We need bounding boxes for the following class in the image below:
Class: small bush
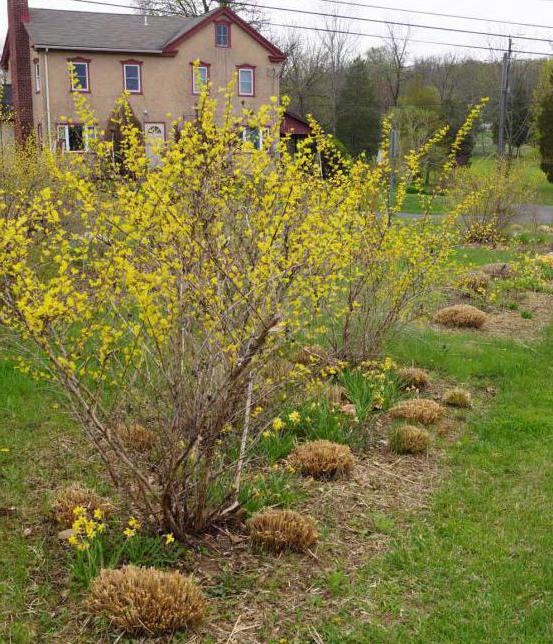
[288,440,354,479]
[443,387,472,408]
[389,399,444,424]
[115,422,157,453]
[434,304,488,329]
[397,367,430,390]
[520,310,533,320]
[247,509,318,553]
[52,484,113,527]
[87,565,205,634]
[481,262,513,279]
[389,425,431,454]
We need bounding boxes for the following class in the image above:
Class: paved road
[399,205,553,225]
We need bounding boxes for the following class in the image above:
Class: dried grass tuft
[389,398,444,425]
[87,565,205,634]
[293,344,328,365]
[52,484,113,527]
[397,367,431,390]
[461,271,491,293]
[481,262,513,278]
[325,383,348,406]
[115,422,157,453]
[288,440,354,479]
[443,387,472,408]
[247,509,318,553]
[434,304,488,329]
[389,425,431,454]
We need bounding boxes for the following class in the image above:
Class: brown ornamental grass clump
[325,383,348,406]
[389,398,444,425]
[87,565,205,635]
[461,271,491,293]
[433,304,488,329]
[481,262,513,278]
[389,425,431,454]
[52,484,113,527]
[247,509,318,553]
[443,387,472,408]
[115,422,157,453]
[397,367,431,390]
[293,344,328,366]
[288,440,354,479]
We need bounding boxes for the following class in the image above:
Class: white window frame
[215,22,230,47]
[242,126,263,150]
[238,68,254,97]
[123,64,141,93]
[35,61,41,93]
[57,124,96,153]
[71,62,89,92]
[192,65,209,94]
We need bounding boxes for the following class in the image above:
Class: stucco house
[0,0,298,152]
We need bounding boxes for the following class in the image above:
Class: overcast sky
[1,0,552,61]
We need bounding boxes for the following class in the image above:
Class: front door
[144,122,165,163]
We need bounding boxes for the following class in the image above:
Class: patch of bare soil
[432,290,553,343]
[192,434,445,642]
[482,291,553,342]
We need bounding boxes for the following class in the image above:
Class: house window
[215,22,230,47]
[57,124,96,152]
[70,61,90,92]
[242,127,263,150]
[192,64,209,94]
[237,67,255,96]
[34,61,41,93]
[123,62,142,93]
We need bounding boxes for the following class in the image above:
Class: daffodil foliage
[0,82,485,537]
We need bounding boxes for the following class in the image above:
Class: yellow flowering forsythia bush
[318,106,486,361]
[0,84,485,539]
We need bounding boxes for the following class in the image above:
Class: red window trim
[67,57,91,93]
[214,20,231,48]
[121,59,143,95]
[190,61,211,95]
[33,57,41,94]
[236,64,256,97]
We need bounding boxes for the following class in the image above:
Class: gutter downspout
[44,47,52,149]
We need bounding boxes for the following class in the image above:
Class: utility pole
[388,128,399,226]
[498,37,512,157]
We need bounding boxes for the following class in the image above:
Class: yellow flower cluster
[68,506,106,551]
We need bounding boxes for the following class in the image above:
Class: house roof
[24,8,214,53]
[0,6,285,68]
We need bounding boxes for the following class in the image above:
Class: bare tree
[133,0,264,27]
[383,24,410,107]
[279,33,326,118]
[318,4,357,133]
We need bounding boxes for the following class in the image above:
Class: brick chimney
[7,0,33,142]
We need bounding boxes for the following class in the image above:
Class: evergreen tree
[106,99,143,175]
[336,57,381,157]
[537,71,553,182]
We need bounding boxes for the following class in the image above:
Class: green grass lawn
[402,151,553,215]
[472,154,553,207]
[315,324,553,642]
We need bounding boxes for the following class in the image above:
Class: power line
[57,0,553,57]
[234,2,553,46]
[315,0,553,32]
[269,22,552,58]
